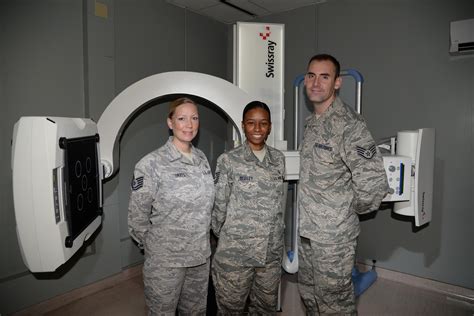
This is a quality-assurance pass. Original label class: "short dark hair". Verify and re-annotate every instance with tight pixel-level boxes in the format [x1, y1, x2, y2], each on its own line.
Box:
[242, 101, 271, 122]
[308, 53, 341, 78]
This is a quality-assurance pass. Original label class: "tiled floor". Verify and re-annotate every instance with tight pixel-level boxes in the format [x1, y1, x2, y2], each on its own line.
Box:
[357, 277, 473, 316]
[37, 271, 473, 316]
[43, 274, 147, 316]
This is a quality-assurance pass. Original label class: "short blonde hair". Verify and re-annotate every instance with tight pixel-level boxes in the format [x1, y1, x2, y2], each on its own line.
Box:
[168, 97, 198, 119]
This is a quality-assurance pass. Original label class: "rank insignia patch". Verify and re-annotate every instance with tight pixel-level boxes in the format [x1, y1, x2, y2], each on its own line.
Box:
[131, 176, 144, 191]
[356, 145, 376, 159]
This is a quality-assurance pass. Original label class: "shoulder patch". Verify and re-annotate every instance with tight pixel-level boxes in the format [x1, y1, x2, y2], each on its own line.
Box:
[356, 144, 376, 159]
[131, 175, 144, 191]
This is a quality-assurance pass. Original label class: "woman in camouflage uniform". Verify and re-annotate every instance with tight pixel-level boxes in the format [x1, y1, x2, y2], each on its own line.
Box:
[128, 97, 215, 315]
[212, 101, 286, 315]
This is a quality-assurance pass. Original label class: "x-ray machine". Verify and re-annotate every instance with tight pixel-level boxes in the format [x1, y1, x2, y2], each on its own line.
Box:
[11, 23, 434, 274]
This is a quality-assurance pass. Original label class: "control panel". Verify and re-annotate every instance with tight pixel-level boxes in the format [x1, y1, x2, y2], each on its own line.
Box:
[382, 155, 411, 202]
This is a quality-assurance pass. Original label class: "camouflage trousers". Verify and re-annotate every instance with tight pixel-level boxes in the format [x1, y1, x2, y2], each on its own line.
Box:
[143, 257, 210, 316]
[212, 257, 281, 315]
[297, 236, 357, 315]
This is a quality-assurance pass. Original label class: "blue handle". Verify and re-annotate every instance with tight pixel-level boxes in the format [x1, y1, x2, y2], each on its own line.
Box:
[341, 68, 364, 83]
[293, 74, 305, 87]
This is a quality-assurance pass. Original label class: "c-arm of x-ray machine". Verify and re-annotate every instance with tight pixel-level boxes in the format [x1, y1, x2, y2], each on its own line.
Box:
[11, 72, 255, 273]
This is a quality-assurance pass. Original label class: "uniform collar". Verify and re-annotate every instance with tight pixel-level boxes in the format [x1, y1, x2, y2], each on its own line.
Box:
[243, 141, 278, 166]
[307, 96, 344, 126]
[165, 136, 200, 165]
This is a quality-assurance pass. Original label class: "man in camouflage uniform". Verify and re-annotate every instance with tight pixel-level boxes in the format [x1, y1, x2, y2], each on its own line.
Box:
[298, 54, 389, 315]
[212, 101, 286, 315]
[129, 98, 215, 315]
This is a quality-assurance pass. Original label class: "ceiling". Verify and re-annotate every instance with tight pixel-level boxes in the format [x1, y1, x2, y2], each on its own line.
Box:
[166, 0, 326, 24]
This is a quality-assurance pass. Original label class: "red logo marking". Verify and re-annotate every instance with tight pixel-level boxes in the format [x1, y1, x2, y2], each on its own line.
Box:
[259, 26, 271, 40]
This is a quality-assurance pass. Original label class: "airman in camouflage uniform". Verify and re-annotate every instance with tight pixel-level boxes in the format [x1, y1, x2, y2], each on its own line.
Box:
[212, 101, 286, 315]
[129, 98, 215, 316]
[298, 54, 388, 315]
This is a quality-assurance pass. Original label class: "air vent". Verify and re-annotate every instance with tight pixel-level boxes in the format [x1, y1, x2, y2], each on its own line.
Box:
[450, 18, 474, 55]
[458, 41, 474, 52]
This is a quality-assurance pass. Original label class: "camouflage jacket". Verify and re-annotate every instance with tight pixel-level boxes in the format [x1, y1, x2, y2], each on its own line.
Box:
[128, 137, 215, 267]
[298, 96, 388, 244]
[212, 141, 286, 267]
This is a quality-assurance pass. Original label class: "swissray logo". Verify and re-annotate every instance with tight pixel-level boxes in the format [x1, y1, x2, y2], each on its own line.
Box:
[259, 26, 271, 40]
[258, 26, 277, 78]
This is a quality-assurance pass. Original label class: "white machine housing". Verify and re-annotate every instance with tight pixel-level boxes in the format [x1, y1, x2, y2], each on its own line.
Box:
[393, 128, 435, 226]
[233, 22, 286, 150]
[11, 117, 103, 272]
[282, 151, 300, 181]
[98, 71, 254, 179]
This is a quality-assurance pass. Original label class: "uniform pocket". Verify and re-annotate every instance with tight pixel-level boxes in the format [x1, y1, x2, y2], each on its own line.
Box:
[313, 143, 335, 164]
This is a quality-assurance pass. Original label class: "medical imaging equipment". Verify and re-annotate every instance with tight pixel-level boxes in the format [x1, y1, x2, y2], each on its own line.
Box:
[380, 128, 435, 226]
[11, 72, 260, 272]
[11, 22, 289, 273]
[11, 21, 434, 279]
[12, 117, 103, 272]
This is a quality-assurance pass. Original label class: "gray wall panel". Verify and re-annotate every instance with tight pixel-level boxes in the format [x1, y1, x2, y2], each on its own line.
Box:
[0, 1, 121, 313]
[114, 0, 185, 93]
[185, 11, 228, 79]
